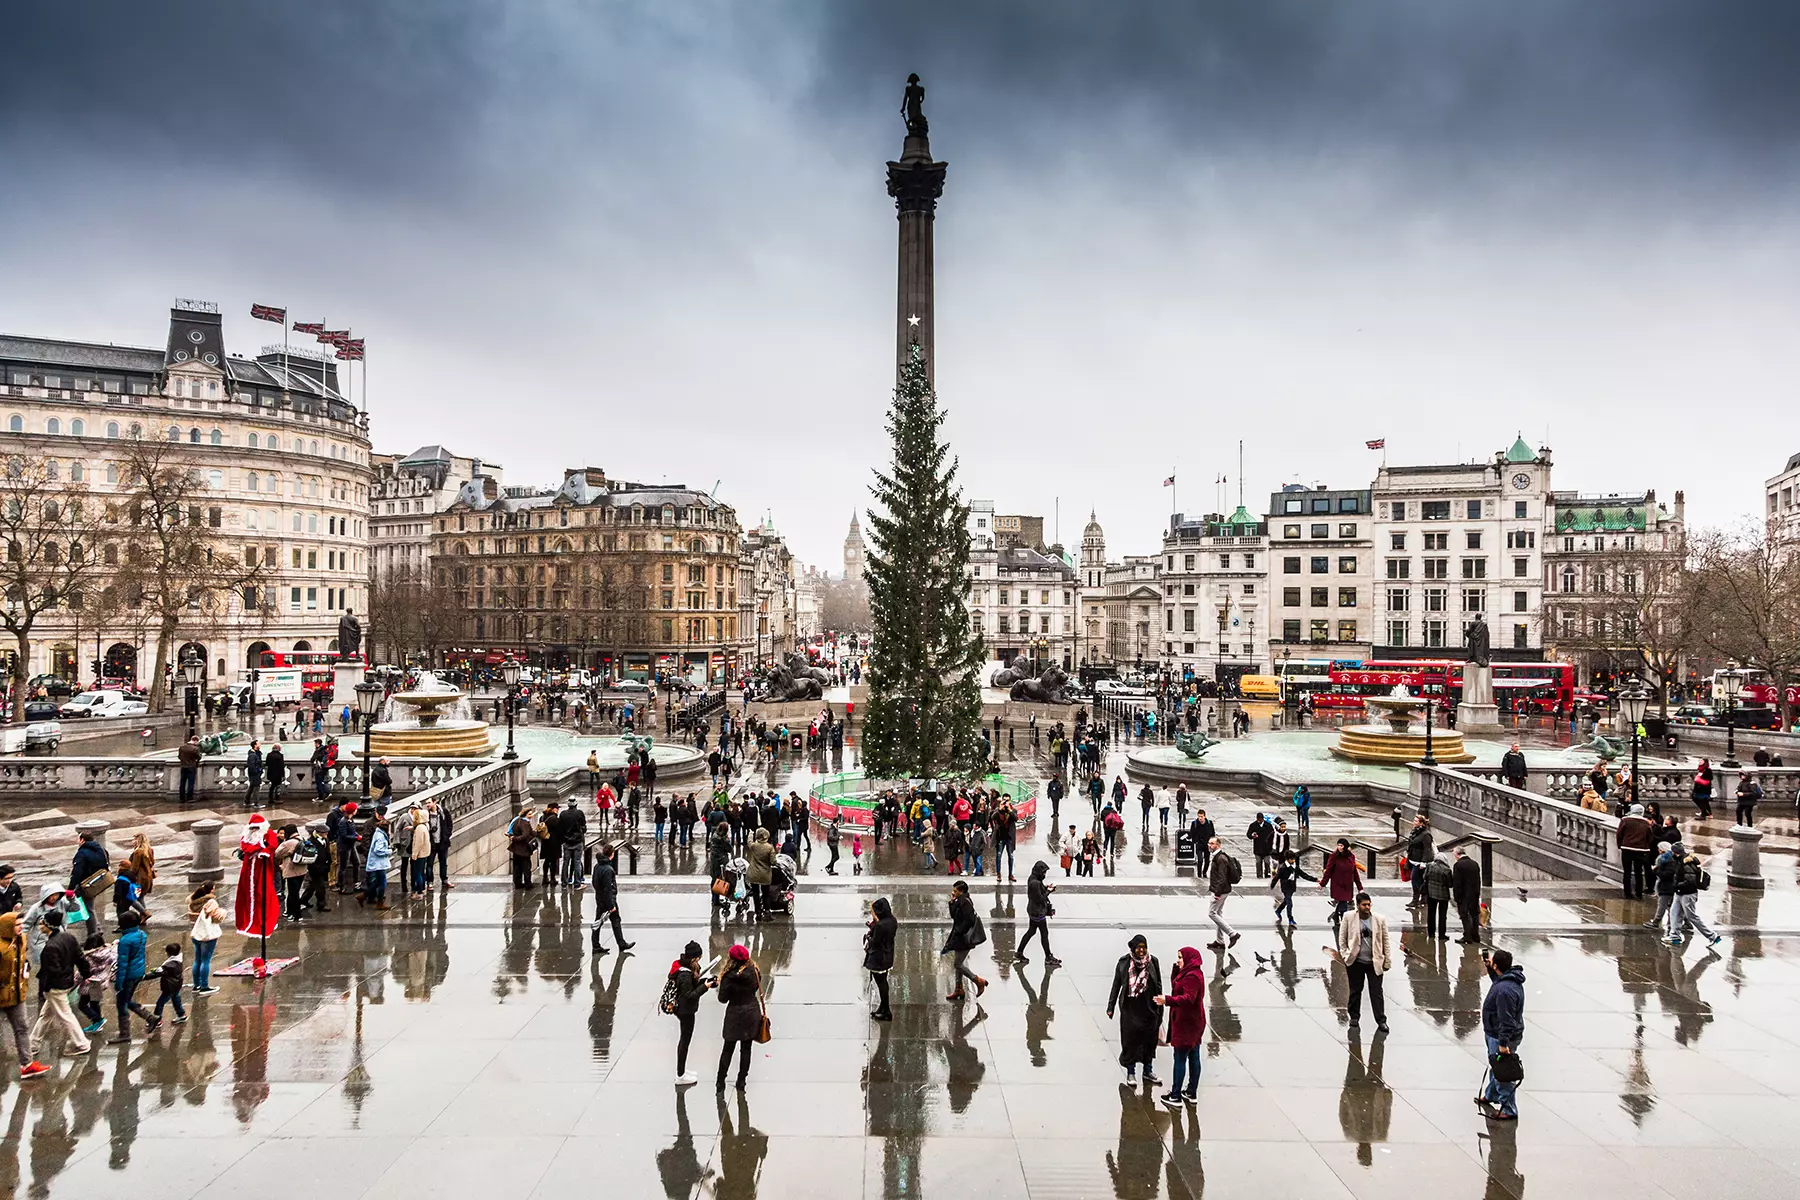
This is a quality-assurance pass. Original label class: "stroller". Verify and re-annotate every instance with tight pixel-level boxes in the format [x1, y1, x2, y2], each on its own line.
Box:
[766, 852, 798, 916]
[722, 855, 754, 922]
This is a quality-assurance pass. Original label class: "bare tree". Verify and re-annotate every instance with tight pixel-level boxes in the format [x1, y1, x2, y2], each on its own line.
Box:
[0, 453, 112, 719]
[112, 437, 268, 712]
[1547, 542, 1694, 715]
[1688, 521, 1800, 730]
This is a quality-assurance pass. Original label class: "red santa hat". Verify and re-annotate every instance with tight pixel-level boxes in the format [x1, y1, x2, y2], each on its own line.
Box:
[240, 814, 271, 849]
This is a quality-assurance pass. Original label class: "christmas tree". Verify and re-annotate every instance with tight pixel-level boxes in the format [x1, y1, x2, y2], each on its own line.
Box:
[860, 342, 987, 782]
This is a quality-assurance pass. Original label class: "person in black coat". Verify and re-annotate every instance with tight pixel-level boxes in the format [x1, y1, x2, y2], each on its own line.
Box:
[942, 881, 987, 1001]
[863, 897, 897, 1021]
[1016, 860, 1061, 966]
[1106, 933, 1164, 1085]
[668, 939, 716, 1084]
[1451, 846, 1484, 945]
[589, 846, 635, 955]
[716, 944, 762, 1090]
[264, 745, 287, 807]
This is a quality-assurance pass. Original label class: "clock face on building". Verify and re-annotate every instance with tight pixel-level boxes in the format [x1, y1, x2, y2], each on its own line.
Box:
[1511, 472, 1532, 490]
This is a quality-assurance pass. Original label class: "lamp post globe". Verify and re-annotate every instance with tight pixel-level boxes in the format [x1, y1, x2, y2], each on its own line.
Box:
[354, 680, 383, 801]
[181, 652, 203, 738]
[1619, 683, 1651, 807]
[1718, 664, 1743, 767]
[501, 658, 522, 760]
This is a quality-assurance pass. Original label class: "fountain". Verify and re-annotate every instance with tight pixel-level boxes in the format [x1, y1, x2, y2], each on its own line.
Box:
[365, 671, 495, 758]
[1331, 684, 1473, 764]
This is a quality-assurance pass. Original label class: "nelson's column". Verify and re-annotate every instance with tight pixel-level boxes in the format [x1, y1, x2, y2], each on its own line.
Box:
[886, 73, 947, 382]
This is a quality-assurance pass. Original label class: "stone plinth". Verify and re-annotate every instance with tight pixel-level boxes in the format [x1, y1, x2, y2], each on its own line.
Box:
[1727, 823, 1765, 890]
[332, 659, 366, 712]
[1458, 663, 1503, 734]
[187, 817, 225, 883]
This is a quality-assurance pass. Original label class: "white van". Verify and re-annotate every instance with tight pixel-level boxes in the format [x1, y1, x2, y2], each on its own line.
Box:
[59, 691, 150, 719]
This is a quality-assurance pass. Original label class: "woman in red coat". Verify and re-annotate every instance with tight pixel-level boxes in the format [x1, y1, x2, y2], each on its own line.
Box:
[1155, 946, 1206, 1105]
[1320, 838, 1364, 930]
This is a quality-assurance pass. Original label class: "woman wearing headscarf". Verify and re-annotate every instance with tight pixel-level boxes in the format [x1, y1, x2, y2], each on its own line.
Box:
[1106, 934, 1163, 1085]
[1155, 946, 1207, 1105]
[941, 880, 988, 1001]
[863, 898, 897, 1021]
[716, 943, 763, 1090]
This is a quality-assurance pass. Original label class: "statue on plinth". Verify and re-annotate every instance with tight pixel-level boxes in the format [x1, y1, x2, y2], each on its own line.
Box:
[1009, 665, 1075, 705]
[1464, 612, 1490, 668]
[337, 609, 363, 660]
[902, 73, 928, 136]
[762, 652, 832, 702]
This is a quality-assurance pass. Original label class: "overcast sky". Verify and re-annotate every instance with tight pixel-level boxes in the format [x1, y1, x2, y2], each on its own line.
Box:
[4, 1, 1797, 568]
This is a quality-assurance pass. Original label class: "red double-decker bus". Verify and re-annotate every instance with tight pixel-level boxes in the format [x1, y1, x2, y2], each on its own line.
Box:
[1324, 659, 1575, 712]
[257, 650, 360, 701]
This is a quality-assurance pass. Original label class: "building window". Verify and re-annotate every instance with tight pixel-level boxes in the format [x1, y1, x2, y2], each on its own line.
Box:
[1310, 587, 1329, 606]
[1182, 609, 1194, 631]
[1466, 531, 1482, 550]
[1390, 533, 1405, 551]
[1513, 557, 1529, 578]
[1311, 619, 1329, 642]
[1339, 587, 1356, 607]
[1514, 501, 1527, 519]
[1339, 523, 1357, 537]
[1283, 524, 1301, 539]
[1513, 623, 1529, 649]
[1513, 590, 1528, 612]
[1283, 619, 1302, 641]
[1387, 619, 1409, 645]
[1241, 583, 1255, 595]
[1423, 619, 1447, 647]
[1421, 501, 1450, 521]
[1310, 557, 1328, 573]
[1285, 500, 1302, 514]
[1309, 498, 1328, 513]
[1506, 530, 1536, 549]
[1339, 498, 1359, 513]
[1283, 588, 1301, 607]
[1422, 559, 1448, 579]
[1284, 557, 1301, 574]
[1467, 500, 1481, 519]
[1460, 558, 1486, 579]
[1462, 588, 1485, 613]
[1425, 588, 1447, 613]
[1218, 555, 1230, 569]
[1338, 620, 1357, 642]
[1243, 554, 1255, 569]
[1338, 556, 1357, 573]
[1386, 559, 1410, 580]
[1183, 554, 1196, 570]
[1310, 524, 1329, 538]
[1424, 532, 1448, 551]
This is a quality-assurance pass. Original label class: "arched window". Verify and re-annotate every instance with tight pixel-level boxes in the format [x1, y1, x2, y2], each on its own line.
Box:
[210, 429, 222, 446]
[70, 462, 84, 482]
[45, 418, 59, 435]
[188, 428, 201, 444]
[166, 425, 180, 441]
[102, 544, 118, 566]
[128, 423, 141, 439]
[247, 510, 259, 530]
[248, 433, 258, 448]
[266, 473, 277, 492]
[70, 419, 84, 436]
[207, 469, 223, 490]
[5, 416, 18, 433]
[309, 440, 318, 454]
[292, 514, 302, 532]
[247, 474, 259, 492]
[174, 379, 185, 398]
[105, 464, 118, 484]
[45, 460, 59, 480]
[105, 422, 118, 439]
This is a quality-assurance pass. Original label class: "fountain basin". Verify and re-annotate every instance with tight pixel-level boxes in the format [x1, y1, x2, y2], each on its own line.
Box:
[1330, 723, 1474, 765]
[367, 718, 495, 758]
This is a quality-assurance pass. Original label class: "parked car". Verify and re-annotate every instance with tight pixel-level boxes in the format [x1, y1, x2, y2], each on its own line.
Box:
[26, 674, 75, 700]
[611, 678, 650, 693]
[1095, 679, 1152, 699]
[1673, 703, 1783, 730]
[59, 691, 150, 719]
[1672, 704, 1719, 725]
[22, 700, 62, 722]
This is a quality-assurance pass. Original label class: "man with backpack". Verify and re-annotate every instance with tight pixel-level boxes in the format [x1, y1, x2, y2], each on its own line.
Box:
[1205, 837, 1240, 950]
[1668, 850, 1724, 948]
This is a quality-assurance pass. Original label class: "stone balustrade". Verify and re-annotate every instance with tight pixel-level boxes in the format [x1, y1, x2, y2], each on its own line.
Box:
[1410, 763, 1623, 883]
[0, 755, 499, 800]
[1454, 763, 1800, 806]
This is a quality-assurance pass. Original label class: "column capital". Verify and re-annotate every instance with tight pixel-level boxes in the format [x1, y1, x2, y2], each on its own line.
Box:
[887, 157, 948, 215]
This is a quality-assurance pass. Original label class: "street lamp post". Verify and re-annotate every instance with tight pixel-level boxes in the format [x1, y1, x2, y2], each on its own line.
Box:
[501, 657, 522, 760]
[1718, 663, 1744, 768]
[1421, 687, 1437, 768]
[181, 652, 204, 740]
[355, 680, 383, 802]
[1620, 683, 1651, 809]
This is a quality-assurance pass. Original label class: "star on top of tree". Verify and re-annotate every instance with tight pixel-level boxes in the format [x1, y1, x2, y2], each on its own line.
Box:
[907, 314, 921, 327]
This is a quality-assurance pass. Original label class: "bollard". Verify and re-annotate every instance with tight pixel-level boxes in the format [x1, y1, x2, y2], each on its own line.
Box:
[1727, 824, 1765, 890]
[188, 817, 226, 883]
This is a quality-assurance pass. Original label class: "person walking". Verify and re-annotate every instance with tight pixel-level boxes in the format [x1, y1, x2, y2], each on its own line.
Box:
[430, 800, 454, 891]
[107, 912, 159, 1044]
[1734, 775, 1762, 826]
[864, 897, 897, 1021]
[1320, 838, 1362, 930]
[1247, 813, 1275, 878]
[1154, 946, 1206, 1106]
[243, 740, 263, 809]
[590, 844, 635, 955]
[1106, 934, 1164, 1086]
[0, 913, 47, 1079]
[1478, 948, 1526, 1120]
[1451, 847, 1484, 945]
[1690, 759, 1714, 818]
[27, 911, 90, 1061]
[715, 944, 763, 1091]
[1138, 785, 1155, 833]
[152, 943, 187, 1026]
[177, 735, 202, 805]
[298, 823, 331, 916]
[360, 816, 392, 911]
[275, 824, 308, 921]
[667, 940, 716, 1085]
[1292, 784, 1311, 832]
[1269, 851, 1315, 928]
[942, 880, 988, 1001]
[1015, 860, 1062, 966]
[1670, 850, 1724, 948]
[507, 809, 537, 889]
[1334, 892, 1390, 1033]
[69, 828, 109, 941]
[558, 799, 588, 889]
[1500, 743, 1528, 791]
[745, 829, 775, 919]
[188, 883, 224, 993]
[264, 743, 286, 808]
[1204, 838, 1239, 950]
[824, 816, 842, 875]
[1423, 854, 1454, 939]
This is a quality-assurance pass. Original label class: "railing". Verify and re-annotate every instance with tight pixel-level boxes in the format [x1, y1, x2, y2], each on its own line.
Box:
[1455, 764, 1800, 806]
[1411, 764, 1621, 882]
[0, 755, 500, 800]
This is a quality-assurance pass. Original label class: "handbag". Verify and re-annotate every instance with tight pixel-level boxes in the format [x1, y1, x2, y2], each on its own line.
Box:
[711, 878, 730, 897]
[754, 986, 772, 1044]
[78, 868, 115, 903]
[1490, 1049, 1524, 1084]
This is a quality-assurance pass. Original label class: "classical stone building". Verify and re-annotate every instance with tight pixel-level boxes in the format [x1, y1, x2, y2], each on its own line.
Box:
[740, 519, 799, 667]
[432, 467, 743, 681]
[1102, 555, 1162, 670]
[1767, 452, 1800, 544]
[1266, 484, 1374, 663]
[1371, 438, 1551, 660]
[1542, 489, 1686, 687]
[0, 300, 372, 685]
[371, 444, 497, 584]
[1161, 507, 1269, 687]
[966, 500, 1076, 670]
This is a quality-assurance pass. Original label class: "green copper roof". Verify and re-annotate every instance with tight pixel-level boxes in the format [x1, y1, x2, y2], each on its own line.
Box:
[1504, 436, 1536, 463]
[1219, 504, 1262, 534]
[1556, 505, 1648, 533]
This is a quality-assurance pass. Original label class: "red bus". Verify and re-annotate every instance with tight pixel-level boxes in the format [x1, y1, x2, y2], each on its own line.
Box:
[1325, 659, 1575, 712]
[257, 650, 359, 701]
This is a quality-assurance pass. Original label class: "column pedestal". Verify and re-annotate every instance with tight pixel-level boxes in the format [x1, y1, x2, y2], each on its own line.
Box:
[1458, 663, 1503, 735]
[188, 818, 225, 884]
[1727, 824, 1765, 890]
[332, 659, 367, 713]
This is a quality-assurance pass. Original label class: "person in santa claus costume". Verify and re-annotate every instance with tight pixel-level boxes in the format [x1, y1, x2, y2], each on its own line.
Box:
[235, 815, 282, 974]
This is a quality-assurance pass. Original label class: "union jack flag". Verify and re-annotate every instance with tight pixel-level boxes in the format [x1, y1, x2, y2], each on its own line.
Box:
[249, 303, 286, 323]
